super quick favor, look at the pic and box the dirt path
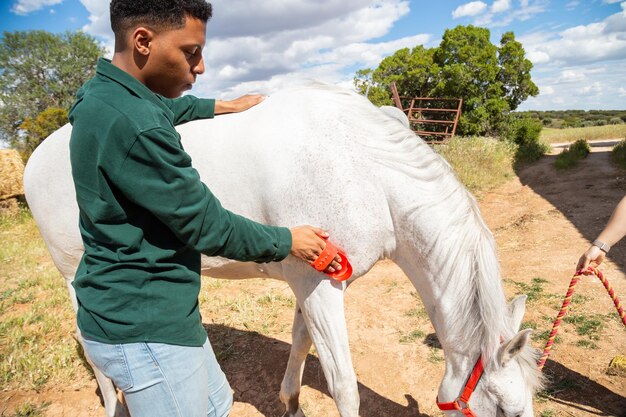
[2,141,625,417]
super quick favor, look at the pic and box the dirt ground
[2,140,625,417]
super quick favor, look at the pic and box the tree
[18,107,68,160]
[498,32,539,111]
[354,25,539,137]
[433,25,503,136]
[0,30,105,152]
[355,46,440,107]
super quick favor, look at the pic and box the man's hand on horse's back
[290,226,342,274]
[215,94,265,114]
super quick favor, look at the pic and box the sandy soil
[2,140,625,417]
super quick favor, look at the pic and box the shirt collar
[96,58,173,117]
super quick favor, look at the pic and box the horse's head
[465,296,544,417]
[438,295,544,417]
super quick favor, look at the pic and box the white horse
[24,84,543,417]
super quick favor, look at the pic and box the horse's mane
[279,83,544,391]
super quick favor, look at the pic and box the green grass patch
[6,401,50,417]
[520,321,538,331]
[537,377,581,399]
[399,329,425,344]
[563,313,604,339]
[507,277,548,302]
[571,294,591,304]
[532,329,562,345]
[541,124,626,144]
[405,307,428,319]
[435,136,517,194]
[611,139,626,169]
[540,410,555,417]
[427,347,444,364]
[554,139,590,170]
[576,339,598,349]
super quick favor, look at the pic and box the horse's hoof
[282,409,305,417]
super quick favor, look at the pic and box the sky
[1,0,625,111]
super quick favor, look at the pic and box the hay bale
[0,149,25,200]
[607,355,626,377]
[0,197,19,216]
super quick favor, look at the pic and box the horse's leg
[279,305,312,417]
[65,277,129,417]
[286,273,359,417]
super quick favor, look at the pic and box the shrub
[612,139,626,169]
[554,139,590,170]
[505,117,549,163]
[609,117,624,125]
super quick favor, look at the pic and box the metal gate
[390,82,462,143]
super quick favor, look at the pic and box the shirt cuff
[274,227,292,261]
[202,99,215,119]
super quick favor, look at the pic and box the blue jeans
[82,336,232,417]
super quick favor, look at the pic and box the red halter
[436,356,485,417]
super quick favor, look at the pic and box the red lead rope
[437,267,624,416]
[538,267,625,370]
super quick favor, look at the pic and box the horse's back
[25,85,398,280]
[179,86,398,273]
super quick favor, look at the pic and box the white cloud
[603,0,622,3]
[519,2,626,67]
[527,50,550,64]
[79,0,112,40]
[558,69,586,82]
[11,0,62,15]
[469,0,548,28]
[77,0,419,98]
[577,81,602,96]
[492,0,511,13]
[452,1,488,19]
[518,62,626,110]
[566,1,579,10]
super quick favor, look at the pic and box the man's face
[143,16,206,98]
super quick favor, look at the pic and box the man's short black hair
[110,0,212,40]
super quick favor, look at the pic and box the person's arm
[577,195,626,271]
[160,95,215,125]
[215,94,265,114]
[160,94,265,125]
[114,127,341,270]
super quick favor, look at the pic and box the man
[69,1,341,416]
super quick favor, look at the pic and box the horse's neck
[388,168,509,402]
[394,253,487,402]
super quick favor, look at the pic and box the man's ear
[132,27,153,56]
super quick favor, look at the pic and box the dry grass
[0,206,298,393]
[0,207,91,391]
[434,136,517,195]
[541,125,626,144]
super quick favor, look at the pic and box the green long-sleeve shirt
[68,58,291,346]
